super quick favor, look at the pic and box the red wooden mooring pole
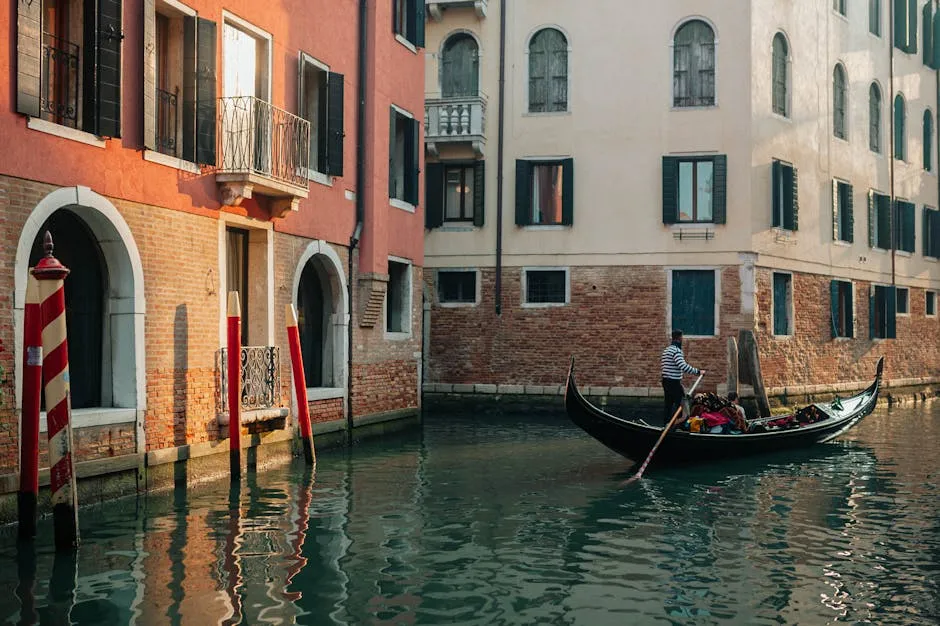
[227,292,242,481]
[18,275,43,540]
[285,304,316,464]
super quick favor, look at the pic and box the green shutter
[424,162,444,229]
[869,287,876,339]
[561,158,574,226]
[925,2,934,65]
[896,0,909,49]
[785,165,799,231]
[832,180,840,241]
[933,13,940,67]
[662,157,679,224]
[924,206,931,256]
[868,190,876,247]
[846,184,855,243]
[887,285,897,338]
[515,160,532,226]
[925,112,934,172]
[878,195,892,249]
[473,160,485,227]
[932,209,940,256]
[905,201,916,252]
[772,161,782,227]
[712,155,727,224]
[326,72,345,177]
[830,280,840,339]
[403,117,419,205]
[414,0,426,48]
[908,0,918,53]
[847,284,854,338]
[895,96,905,160]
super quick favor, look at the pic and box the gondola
[564,356,884,465]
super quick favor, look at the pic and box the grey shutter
[297,53,306,120]
[404,117,419,205]
[895,0,908,49]
[561,158,574,226]
[16,0,43,117]
[869,286,876,339]
[425,162,444,229]
[515,160,532,226]
[414,0,426,48]
[924,206,930,256]
[905,202,916,251]
[924,2,934,65]
[326,72,345,176]
[933,13,940,67]
[195,18,217,165]
[878,195,892,248]
[832,179,840,240]
[869,190,876,247]
[772,160,782,227]
[790,166,799,230]
[316,70,328,171]
[783,164,798,231]
[846,184,854,243]
[143,0,156,149]
[529,35,546,112]
[887,285,897,338]
[662,156,679,224]
[473,160,485,227]
[830,280,840,338]
[182,17,196,162]
[908,0,918,53]
[84,0,124,138]
[933,209,940,256]
[712,154,727,224]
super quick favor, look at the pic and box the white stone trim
[308,170,334,187]
[666,266,721,338]
[143,149,201,174]
[27,117,107,148]
[157,0,196,17]
[306,387,346,401]
[391,103,415,119]
[395,33,418,54]
[436,268,481,307]
[385,256,414,340]
[39,408,137,434]
[390,198,416,213]
[521,266,570,308]
[896,286,911,316]
[523,24,572,115]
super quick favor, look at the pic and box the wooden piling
[726,336,739,398]
[285,304,316,464]
[737,329,771,417]
[18,275,42,540]
[227,292,242,481]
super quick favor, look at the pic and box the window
[772,160,799,231]
[833,64,848,139]
[870,0,882,35]
[834,0,847,16]
[523,269,568,305]
[773,272,793,336]
[924,1,934,65]
[924,207,940,257]
[927,291,937,316]
[897,287,910,314]
[894,0,918,52]
[772,33,789,117]
[16,0,123,137]
[386,260,412,334]
[662,155,727,224]
[671,270,716,337]
[528,28,568,113]
[425,161,485,228]
[515,159,573,226]
[389,107,420,205]
[227,227,250,344]
[673,20,716,107]
[895,94,907,159]
[870,83,882,153]
[393,0,425,48]
[298,55,344,177]
[832,180,854,242]
[895,200,916,252]
[869,191,892,249]
[870,284,896,339]
[438,271,478,305]
[442,34,479,98]
[830,280,854,338]
[925,110,934,171]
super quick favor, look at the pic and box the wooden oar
[622,372,705,486]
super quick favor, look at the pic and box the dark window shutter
[790,166,799,230]
[830,280,840,339]
[712,154,727,224]
[662,156,679,224]
[933,13,940,68]
[832,180,839,241]
[772,160,782,227]
[195,18,217,165]
[906,201,916,251]
[182,17,196,163]
[933,209,940,256]
[424,162,444,229]
[143,0,156,149]
[846,184,854,243]
[84,0,123,138]
[847,284,854,338]
[297,53,306,121]
[908,0,918,53]
[414,0,426,48]
[783,164,797,230]
[404,117,419,205]
[887,285,897,338]
[869,287,876,339]
[316,70,329,171]
[515,160,532,226]
[868,190,876,247]
[16,0,43,117]
[878,195,892,248]
[326,72,345,176]
[924,206,930,256]
[561,158,574,226]
[473,160,485,227]
[924,1,934,65]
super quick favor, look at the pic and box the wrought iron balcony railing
[41,33,80,128]
[424,94,487,156]
[218,345,282,413]
[217,96,310,189]
[156,86,179,157]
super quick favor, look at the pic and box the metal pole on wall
[18,275,43,540]
[227,292,242,481]
[285,304,316,465]
[31,232,79,552]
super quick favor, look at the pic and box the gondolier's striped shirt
[661,344,700,380]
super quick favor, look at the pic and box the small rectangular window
[386,260,411,333]
[870,191,892,249]
[393,0,424,48]
[531,164,564,224]
[773,272,793,336]
[678,160,714,222]
[444,165,475,221]
[524,269,567,305]
[438,271,477,304]
[927,291,937,316]
[772,160,798,231]
[870,0,882,36]
[897,287,910,314]
[389,107,418,204]
[833,180,854,242]
[831,280,854,338]
[895,200,916,253]
[871,284,897,339]
[672,269,717,337]
[515,159,573,226]
[833,0,847,16]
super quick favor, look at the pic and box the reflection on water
[1,405,939,625]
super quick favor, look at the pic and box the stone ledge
[476,384,498,394]
[146,429,294,467]
[353,407,419,428]
[0,453,142,496]
[217,407,290,427]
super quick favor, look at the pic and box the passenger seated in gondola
[682,392,748,434]
[727,392,748,431]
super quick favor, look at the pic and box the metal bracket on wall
[673,229,715,241]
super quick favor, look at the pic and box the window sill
[385,330,413,341]
[395,33,418,54]
[40,407,136,434]
[521,301,568,309]
[896,250,913,257]
[144,149,201,174]
[833,240,852,247]
[870,247,889,254]
[390,198,416,213]
[832,10,848,23]
[306,387,345,401]
[670,104,718,112]
[773,333,794,340]
[521,110,572,118]
[308,169,333,187]
[27,117,107,148]
[438,224,476,232]
[680,334,717,340]
[439,301,479,308]
[770,112,792,123]
[925,256,938,262]
[521,224,567,231]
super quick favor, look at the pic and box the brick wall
[308,398,344,423]
[351,359,418,416]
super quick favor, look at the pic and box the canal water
[1,404,938,625]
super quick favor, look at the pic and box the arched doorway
[297,261,329,387]
[29,209,107,409]
[441,33,479,98]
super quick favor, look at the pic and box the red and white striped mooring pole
[227,292,242,480]
[286,304,316,464]
[18,274,43,540]
[32,232,79,551]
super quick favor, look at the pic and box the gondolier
[661,330,704,426]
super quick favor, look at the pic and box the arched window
[673,20,716,107]
[895,94,906,160]
[833,64,847,139]
[772,33,789,116]
[869,0,882,36]
[528,28,568,113]
[441,33,479,98]
[924,109,934,171]
[870,83,882,153]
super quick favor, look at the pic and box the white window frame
[669,16,720,110]
[771,271,795,338]
[385,255,414,340]
[437,268,481,308]
[896,286,910,316]
[666,267,721,338]
[298,52,333,187]
[521,267,570,308]
[523,24,573,116]
[389,103,417,211]
[221,11,274,103]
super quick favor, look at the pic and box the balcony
[216,96,310,217]
[217,346,288,427]
[427,0,487,21]
[424,93,487,157]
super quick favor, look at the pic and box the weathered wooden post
[32,232,79,552]
[285,304,316,464]
[18,275,43,540]
[227,292,242,481]
[726,336,739,398]
[738,329,771,418]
